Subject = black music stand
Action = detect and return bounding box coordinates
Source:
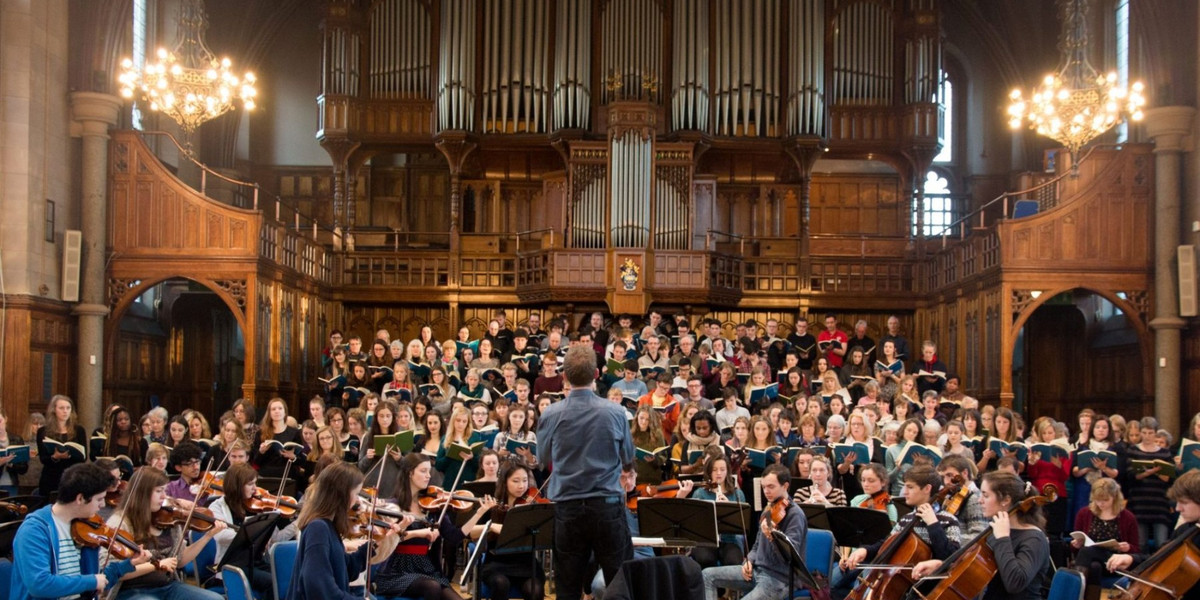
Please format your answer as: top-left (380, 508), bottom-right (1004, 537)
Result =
top-left (715, 502), bottom-right (753, 538)
top-left (799, 503), bottom-right (833, 531)
top-left (891, 497), bottom-right (915, 520)
top-left (770, 528), bottom-right (823, 598)
top-left (461, 480), bottom-right (499, 498)
top-left (636, 498), bottom-right (718, 548)
top-left (826, 506), bottom-right (893, 548)
top-left (216, 512), bottom-right (287, 589)
top-left (492, 503), bottom-right (556, 595)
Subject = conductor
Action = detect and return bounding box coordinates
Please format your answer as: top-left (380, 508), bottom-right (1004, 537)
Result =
top-left (537, 344), bottom-right (636, 600)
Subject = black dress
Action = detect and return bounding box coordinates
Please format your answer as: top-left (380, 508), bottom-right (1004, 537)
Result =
top-left (37, 425), bottom-right (87, 496)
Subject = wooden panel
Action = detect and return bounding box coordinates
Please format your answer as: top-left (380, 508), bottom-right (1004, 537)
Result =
top-left (653, 252), bottom-right (708, 288)
top-left (810, 175), bottom-right (905, 236)
top-left (108, 132), bottom-right (261, 257)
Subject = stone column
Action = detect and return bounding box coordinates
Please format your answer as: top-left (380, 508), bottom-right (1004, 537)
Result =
top-left (69, 92), bottom-right (121, 432)
top-left (1145, 105), bottom-right (1196, 435)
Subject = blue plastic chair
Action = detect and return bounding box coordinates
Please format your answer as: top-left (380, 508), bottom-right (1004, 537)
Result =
top-left (269, 540), bottom-right (298, 600)
top-left (793, 529), bottom-right (836, 598)
top-left (222, 565), bottom-right (254, 600)
top-left (1047, 567), bottom-right (1085, 600)
top-left (182, 530), bottom-right (217, 584)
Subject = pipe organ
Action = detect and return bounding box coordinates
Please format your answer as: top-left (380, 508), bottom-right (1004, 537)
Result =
top-left (552, 0), bottom-right (591, 130)
top-left (369, 0), bottom-right (431, 99)
top-left (481, 0), bottom-right (550, 134)
top-left (317, 0), bottom-right (943, 279)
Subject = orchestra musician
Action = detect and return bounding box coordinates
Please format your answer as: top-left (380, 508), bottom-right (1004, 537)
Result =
top-left (702, 464), bottom-right (807, 600)
top-left (910, 471), bottom-right (1051, 600)
top-left (835, 465), bottom-right (963, 598)
top-left (10, 462), bottom-right (152, 600)
top-left (466, 461), bottom-right (546, 600)
top-left (1103, 469), bottom-right (1200, 600)
top-left (690, 450), bottom-right (749, 571)
top-left (102, 466), bottom-right (226, 600)
top-left (287, 461), bottom-right (409, 600)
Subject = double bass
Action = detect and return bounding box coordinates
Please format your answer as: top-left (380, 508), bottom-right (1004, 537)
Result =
top-left (1111, 523), bottom-right (1200, 600)
top-left (846, 476), bottom-right (963, 600)
top-left (906, 489), bottom-right (1056, 600)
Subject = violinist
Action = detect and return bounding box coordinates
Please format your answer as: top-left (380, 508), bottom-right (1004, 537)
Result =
top-left (911, 471), bottom-right (1050, 600)
top-left (373, 452), bottom-right (493, 600)
top-left (936, 455), bottom-right (988, 537)
top-left (95, 457), bottom-right (123, 521)
top-left (850, 464), bottom-right (898, 524)
top-left (10, 462), bottom-right (152, 600)
top-left (835, 466), bottom-right (962, 598)
top-left (701, 464), bottom-right (807, 600)
top-left (467, 462), bottom-right (546, 600)
top-left (103, 466), bottom-right (225, 600)
top-left (289, 461), bottom-right (410, 600)
top-left (691, 451), bottom-right (748, 571)
top-left (1103, 469), bottom-right (1200, 600)
top-left (208, 463), bottom-right (296, 597)
top-left (164, 442), bottom-right (204, 504)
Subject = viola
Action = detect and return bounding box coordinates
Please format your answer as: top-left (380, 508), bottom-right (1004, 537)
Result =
top-left (417, 486), bottom-right (485, 512)
top-left (859, 490), bottom-right (891, 511)
top-left (70, 515), bottom-right (143, 560)
top-left (153, 503), bottom-right (236, 533)
top-left (627, 479), bottom-right (683, 510)
top-left (1111, 523), bottom-right (1200, 600)
top-left (105, 480), bottom-right (128, 507)
top-left (847, 475), bottom-right (963, 600)
top-left (763, 495), bottom-right (790, 528)
top-left (911, 489), bottom-right (1056, 600)
top-left (245, 487), bottom-right (300, 516)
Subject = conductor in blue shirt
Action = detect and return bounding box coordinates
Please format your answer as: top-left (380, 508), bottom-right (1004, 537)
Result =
top-left (537, 344), bottom-right (636, 600)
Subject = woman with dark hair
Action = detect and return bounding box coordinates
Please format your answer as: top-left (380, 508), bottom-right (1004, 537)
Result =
top-left (688, 452), bottom-right (747, 570)
top-left (98, 405), bottom-right (146, 479)
top-left (373, 453), bottom-right (493, 600)
top-left (467, 462), bottom-right (545, 600)
top-left (290, 462), bottom-right (409, 600)
top-left (911, 471), bottom-right (1050, 600)
top-left (209, 463), bottom-right (295, 596)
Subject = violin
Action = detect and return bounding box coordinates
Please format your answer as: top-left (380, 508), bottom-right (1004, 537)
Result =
top-left (1110, 523), bottom-right (1200, 600)
top-left (70, 515), bottom-right (143, 560)
top-left (910, 489), bottom-right (1056, 600)
top-left (244, 487), bottom-right (300, 516)
top-left (199, 473), bottom-right (225, 497)
top-left (763, 495), bottom-right (790, 528)
top-left (416, 486), bottom-right (486, 512)
top-left (859, 489), bottom-right (891, 511)
top-left (513, 485), bottom-right (550, 506)
top-left (105, 480), bottom-right (128, 507)
top-left (847, 475), bottom-right (963, 600)
top-left (0, 500), bottom-right (28, 517)
top-left (627, 479), bottom-right (684, 510)
top-left (152, 503), bottom-right (236, 533)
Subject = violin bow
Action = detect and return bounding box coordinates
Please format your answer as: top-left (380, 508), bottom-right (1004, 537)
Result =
top-left (434, 455), bottom-right (471, 528)
top-left (99, 465), bottom-right (147, 600)
top-left (166, 456), bottom-right (222, 565)
top-left (362, 442), bottom-right (392, 600)
top-left (276, 452), bottom-right (295, 502)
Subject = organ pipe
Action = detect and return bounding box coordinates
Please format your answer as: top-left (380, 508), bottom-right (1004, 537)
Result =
top-left (713, 0), bottom-right (781, 136)
top-left (832, 0), bottom-right (894, 106)
top-left (482, 0), bottom-right (549, 133)
top-left (438, 0), bottom-right (477, 131)
top-left (786, 0), bottom-right (826, 136)
top-left (323, 27), bottom-right (359, 96)
top-left (552, 0), bottom-right (591, 130)
top-left (609, 131), bottom-right (652, 247)
top-left (601, 0), bottom-right (661, 104)
top-left (655, 166), bottom-right (690, 250)
top-left (369, 0), bottom-right (430, 99)
top-left (671, 0), bottom-right (709, 132)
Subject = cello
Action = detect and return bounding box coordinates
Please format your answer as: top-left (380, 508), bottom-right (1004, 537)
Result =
top-left (1110, 523), bottom-right (1200, 600)
top-left (846, 475), bottom-right (963, 600)
top-left (906, 488), bottom-right (1056, 600)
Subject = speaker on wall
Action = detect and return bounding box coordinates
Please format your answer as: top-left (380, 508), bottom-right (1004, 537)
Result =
top-left (62, 230), bottom-right (81, 302)
top-left (1180, 244), bottom-right (1197, 318)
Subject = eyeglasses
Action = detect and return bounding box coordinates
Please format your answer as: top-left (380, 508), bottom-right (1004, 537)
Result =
top-left (181, 459), bottom-right (201, 467)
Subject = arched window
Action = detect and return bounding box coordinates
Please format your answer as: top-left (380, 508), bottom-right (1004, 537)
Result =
top-left (914, 169), bottom-right (954, 236)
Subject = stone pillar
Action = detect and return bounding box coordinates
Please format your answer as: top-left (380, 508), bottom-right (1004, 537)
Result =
top-left (69, 92), bottom-right (121, 432)
top-left (1145, 105), bottom-right (1196, 435)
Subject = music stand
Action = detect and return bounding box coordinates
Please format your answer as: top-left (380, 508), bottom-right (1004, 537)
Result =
top-left (461, 480), bottom-right (498, 498)
top-left (715, 502), bottom-right (752, 537)
top-left (891, 497), bottom-right (914, 520)
top-left (217, 512), bottom-right (287, 587)
top-left (826, 506), bottom-right (893, 548)
top-left (769, 528), bottom-right (823, 598)
top-left (492, 503), bottom-right (556, 594)
top-left (799, 503), bottom-right (832, 531)
top-left (636, 498), bottom-right (718, 548)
